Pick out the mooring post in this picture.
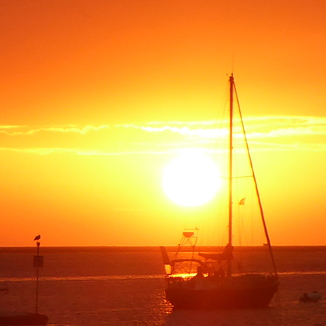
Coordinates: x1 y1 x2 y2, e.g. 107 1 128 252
33 235 43 314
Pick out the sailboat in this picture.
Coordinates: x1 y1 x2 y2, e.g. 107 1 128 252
160 74 279 309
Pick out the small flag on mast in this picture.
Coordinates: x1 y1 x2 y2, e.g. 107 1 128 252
239 198 245 205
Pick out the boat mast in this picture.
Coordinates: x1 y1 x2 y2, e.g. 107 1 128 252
227 73 234 277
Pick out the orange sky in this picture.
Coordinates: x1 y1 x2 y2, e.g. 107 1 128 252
1 0 326 246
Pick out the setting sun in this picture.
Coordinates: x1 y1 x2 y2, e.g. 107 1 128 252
162 152 221 207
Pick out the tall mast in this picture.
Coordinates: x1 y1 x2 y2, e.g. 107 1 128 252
227 73 234 277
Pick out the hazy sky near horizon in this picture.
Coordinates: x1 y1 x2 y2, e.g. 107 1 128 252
1 0 326 246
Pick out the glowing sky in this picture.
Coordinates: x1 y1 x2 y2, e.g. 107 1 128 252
1 0 326 246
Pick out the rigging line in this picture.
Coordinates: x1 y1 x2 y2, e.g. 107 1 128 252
233 82 278 278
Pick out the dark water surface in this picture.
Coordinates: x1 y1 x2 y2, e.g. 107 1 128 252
0 247 325 325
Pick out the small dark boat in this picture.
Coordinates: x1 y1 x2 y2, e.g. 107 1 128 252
0 311 48 325
299 291 322 303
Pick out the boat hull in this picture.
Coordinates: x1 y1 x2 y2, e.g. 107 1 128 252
165 274 279 309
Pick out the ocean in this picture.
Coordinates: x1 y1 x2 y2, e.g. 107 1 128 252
0 246 325 326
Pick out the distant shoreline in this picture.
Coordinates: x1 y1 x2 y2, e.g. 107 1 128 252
0 245 325 253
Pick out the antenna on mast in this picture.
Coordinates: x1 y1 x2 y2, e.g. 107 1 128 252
231 54 235 75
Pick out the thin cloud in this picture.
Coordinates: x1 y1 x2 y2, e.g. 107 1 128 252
0 147 83 155
0 124 109 136
0 115 325 155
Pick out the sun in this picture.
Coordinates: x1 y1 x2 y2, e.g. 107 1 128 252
162 152 221 207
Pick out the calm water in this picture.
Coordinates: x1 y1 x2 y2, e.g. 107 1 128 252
0 247 325 326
